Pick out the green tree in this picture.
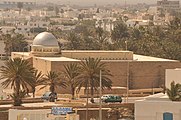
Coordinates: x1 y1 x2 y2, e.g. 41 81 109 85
66 31 83 50
166 81 181 101
41 71 67 102
54 6 59 16
77 58 112 103
168 17 181 30
60 9 64 17
2 34 13 57
63 63 80 99
0 58 35 106
94 27 110 50
2 34 28 57
17 2 23 14
111 22 129 42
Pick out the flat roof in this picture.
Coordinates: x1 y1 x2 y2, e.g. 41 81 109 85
62 50 132 53
133 54 178 62
12 52 178 62
12 52 30 56
36 57 80 62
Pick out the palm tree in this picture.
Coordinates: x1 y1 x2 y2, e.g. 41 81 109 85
77 57 112 103
66 31 83 50
63 63 80 100
95 27 110 50
0 58 35 106
2 34 28 57
2 34 13 57
32 70 44 98
111 22 129 42
41 71 67 102
166 81 181 101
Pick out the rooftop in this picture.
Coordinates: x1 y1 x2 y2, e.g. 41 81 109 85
12 52 179 62
136 93 170 102
62 50 132 53
133 54 178 62
36 57 80 62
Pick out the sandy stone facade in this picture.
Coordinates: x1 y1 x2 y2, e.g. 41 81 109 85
11 51 181 94
10 32 181 95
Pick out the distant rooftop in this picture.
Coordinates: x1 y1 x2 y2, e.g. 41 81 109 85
12 52 179 62
36 56 80 62
133 54 178 62
62 50 131 53
135 93 170 102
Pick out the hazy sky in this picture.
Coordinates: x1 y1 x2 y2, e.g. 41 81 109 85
3 0 181 6
44 0 158 5
43 0 181 6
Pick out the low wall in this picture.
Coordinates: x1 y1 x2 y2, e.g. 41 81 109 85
1 103 134 120
0 111 8 120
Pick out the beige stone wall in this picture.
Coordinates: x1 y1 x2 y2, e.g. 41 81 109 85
39 60 181 94
51 61 80 94
104 61 181 89
33 58 52 74
12 53 179 95
61 51 133 60
11 52 31 59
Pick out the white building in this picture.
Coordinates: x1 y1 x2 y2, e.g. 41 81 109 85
125 19 150 27
157 0 180 13
0 41 6 59
95 18 116 32
0 26 15 34
135 68 181 120
15 21 49 34
165 68 181 89
135 93 181 120
9 109 79 120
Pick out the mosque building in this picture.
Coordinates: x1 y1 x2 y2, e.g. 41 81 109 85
11 32 181 95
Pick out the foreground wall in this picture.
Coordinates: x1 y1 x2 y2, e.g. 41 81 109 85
166 68 181 89
104 61 181 89
34 58 181 94
51 60 181 91
135 100 181 120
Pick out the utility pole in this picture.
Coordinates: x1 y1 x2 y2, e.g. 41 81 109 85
99 70 102 120
125 40 128 51
126 61 129 103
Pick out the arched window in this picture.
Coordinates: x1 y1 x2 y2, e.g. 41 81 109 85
163 112 173 120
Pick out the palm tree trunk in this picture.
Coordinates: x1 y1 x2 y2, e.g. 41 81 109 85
71 85 75 100
32 88 35 98
15 79 21 106
90 86 94 103
86 87 89 120
90 80 94 103
50 85 55 102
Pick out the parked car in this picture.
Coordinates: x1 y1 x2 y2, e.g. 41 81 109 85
41 92 57 101
101 95 122 103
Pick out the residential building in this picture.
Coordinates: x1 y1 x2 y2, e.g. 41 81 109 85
165 68 181 89
15 21 50 34
135 67 181 120
157 0 180 13
135 93 181 120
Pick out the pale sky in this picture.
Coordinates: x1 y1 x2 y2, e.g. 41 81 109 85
44 0 158 5
44 0 181 6
2 0 181 6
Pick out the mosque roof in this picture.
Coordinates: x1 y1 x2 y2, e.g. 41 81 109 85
33 32 59 47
